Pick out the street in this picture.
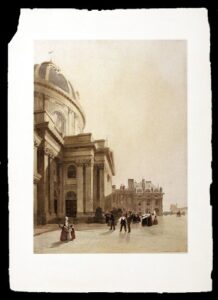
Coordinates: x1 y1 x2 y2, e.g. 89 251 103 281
34 215 187 253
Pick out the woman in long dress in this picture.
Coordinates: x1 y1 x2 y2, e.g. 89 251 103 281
59 216 74 241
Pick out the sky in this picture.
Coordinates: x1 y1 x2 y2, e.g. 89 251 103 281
34 40 187 211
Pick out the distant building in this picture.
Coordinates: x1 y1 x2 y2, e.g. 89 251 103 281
170 204 187 214
170 204 178 214
105 179 164 215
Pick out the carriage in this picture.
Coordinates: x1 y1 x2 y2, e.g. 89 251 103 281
141 213 158 226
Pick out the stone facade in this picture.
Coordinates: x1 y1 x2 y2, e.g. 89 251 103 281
34 61 115 224
105 180 164 216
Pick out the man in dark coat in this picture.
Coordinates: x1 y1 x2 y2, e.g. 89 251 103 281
110 212 116 230
127 212 133 233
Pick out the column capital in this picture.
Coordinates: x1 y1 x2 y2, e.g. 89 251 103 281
34 133 42 148
45 147 56 159
38 145 56 159
95 162 105 170
76 158 94 167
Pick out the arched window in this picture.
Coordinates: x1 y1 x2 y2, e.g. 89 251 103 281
52 111 66 135
67 165 77 178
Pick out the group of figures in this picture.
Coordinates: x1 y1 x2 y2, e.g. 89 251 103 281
59 216 76 241
141 211 158 226
59 210 158 242
105 210 158 232
176 210 185 217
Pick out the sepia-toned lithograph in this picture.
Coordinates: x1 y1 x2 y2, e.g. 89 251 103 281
34 40 187 253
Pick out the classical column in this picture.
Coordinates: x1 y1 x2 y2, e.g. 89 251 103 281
49 156 55 216
34 134 41 225
57 160 64 218
70 110 75 135
93 166 98 211
34 145 39 225
34 145 37 175
85 160 94 213
76 163 84 215
75 115 79 134
99 165 105 210
67 108 74 135
67 108 70 136
37 148 49 224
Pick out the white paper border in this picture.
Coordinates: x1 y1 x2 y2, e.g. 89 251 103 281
9 8 212 292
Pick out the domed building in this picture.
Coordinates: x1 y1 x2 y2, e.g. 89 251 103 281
34 61 115 225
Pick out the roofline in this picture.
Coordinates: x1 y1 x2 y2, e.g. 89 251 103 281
34 80 86 128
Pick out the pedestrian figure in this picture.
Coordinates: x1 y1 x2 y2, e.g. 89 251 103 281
105 212 110 226
70 223 76 240
152 210 158 225
110 212 116 230
147 212 153 226
59 216 75 241
153 215 158 225
127 212 132 233
120 215 127 232
177 210 181 217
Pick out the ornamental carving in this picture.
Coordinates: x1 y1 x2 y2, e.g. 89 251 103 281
44 147 56 158
38 145 56 158
95 162 105 170
34 139 40 147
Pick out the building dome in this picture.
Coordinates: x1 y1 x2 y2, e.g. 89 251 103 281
34 61 86 136
34 61 78 101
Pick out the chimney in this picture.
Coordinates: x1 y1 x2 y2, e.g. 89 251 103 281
128 179 134 190
142 178 145 191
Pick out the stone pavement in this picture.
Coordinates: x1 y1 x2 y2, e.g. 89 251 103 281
34 224 58 236
34 215 187 253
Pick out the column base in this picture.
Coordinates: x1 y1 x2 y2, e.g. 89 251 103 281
74 212 95 224
37 211 47 225
46 213 58 223
36 212 100 224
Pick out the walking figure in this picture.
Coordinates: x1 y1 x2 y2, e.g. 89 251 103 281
127 212 133 233
120 215 127 232
105 212 111 226
110 212 116 230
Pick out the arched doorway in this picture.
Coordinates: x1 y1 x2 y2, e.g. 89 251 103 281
65 191 77 217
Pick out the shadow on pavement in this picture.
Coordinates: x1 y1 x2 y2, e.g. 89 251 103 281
50 241 69 248
100 230 114 235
